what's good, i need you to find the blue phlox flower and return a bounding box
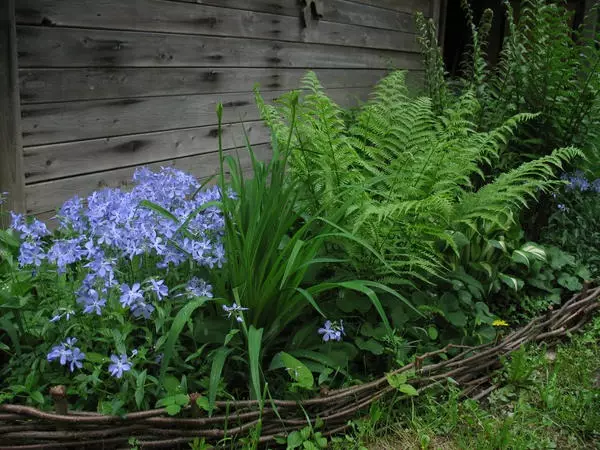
[81,290,106,315]
[69,347,86,372]
[50,308,75,322]
[47,337,85,371]
[47,343,71,365]
[318,320,345,342]
[130,299,155,319]
[187,277,213,298]
[222,302,248,323]
[47,237,85,271]
[120,283,144,307]
[558,203,568,212]
[18,241,46,267]
[108,354,132,378]
[147,278,169,300]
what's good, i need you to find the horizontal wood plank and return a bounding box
[348,0,431,14]
[17,26,423,69]
[19,68,395,103]
[15,0,418,52]
[319,1,417,32]
[168,0,432,25]
[24,120,270,183]
[21,87,371,146]
[26,144,271,214]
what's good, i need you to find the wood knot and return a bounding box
[302,0,324,28]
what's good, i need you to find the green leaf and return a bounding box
[280,239,304,289]
[85,352,106,364]
[355,337,385,355]
[30,391,44,405]
[399,384,418,396]
[427,326,438,340]
[287,431,304,449]
[208,347,232,416]
[196,395,210,411]
[223,329,239,347]
[557,274,582,291]
[272,352,314,390]
[163,375,181,395]
[174,394,189,406]
[135,370,147,409]
[165,404,181,416]
[160,297,210,381]
[248,326,264,405]
[498,273,523,291]
[446,310,467,327]
[386,372,408,388]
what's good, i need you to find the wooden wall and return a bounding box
[8,0,437,217]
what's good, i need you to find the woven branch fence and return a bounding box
[1,284,599,449]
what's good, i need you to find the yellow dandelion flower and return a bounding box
[492,319,509,327]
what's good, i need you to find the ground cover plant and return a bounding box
[333,316,600,450]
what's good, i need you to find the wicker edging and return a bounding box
[1,284,599,449]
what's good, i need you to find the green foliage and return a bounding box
[258,71,579,290]
[543,178,600,276]
[420,1,600,171]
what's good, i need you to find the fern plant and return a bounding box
[257,71,581,289]
[417,0,600,172]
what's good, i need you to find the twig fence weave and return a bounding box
[1,284,599,449]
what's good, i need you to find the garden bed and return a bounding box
[1,284,598,449]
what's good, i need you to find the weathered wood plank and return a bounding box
[174,0,423,31]
[21,87,371,146]
[24,120,270,183]
[348,0,431,14]
[0,0,25,220]
[17,26,423,69]
[15,0,419,52]
[26,144,271,214]
[19,68,393,103]
[319,1,417,31]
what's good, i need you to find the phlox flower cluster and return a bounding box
[318,320,345,342]
[562,171,600,194]
[11,167,224,378]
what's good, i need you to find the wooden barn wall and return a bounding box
[13,0,436,216]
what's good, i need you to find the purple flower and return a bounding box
[120,283,143,308]
[47,237,85,271]
[222,303,248,323]
[318,320,345,342]
[18,241,46,267]
[130,299,155,319]
[108,354,132,378]
[558,203,568,212]
[69,348,86,372]
[49,309,75,323]
[47,343,71,366]
[147,278,169,300]
[81,290,106,315]
[47,338,85,372]
[0,191,8,205]
[186,277,213,298]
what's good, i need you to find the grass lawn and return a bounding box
[333,316,600,450]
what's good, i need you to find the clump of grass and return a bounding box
[335,316,600,450]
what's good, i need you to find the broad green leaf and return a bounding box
[355,337,385,355]
[386,372,408,388]
[427,326,438,340]
[498,273,523,291]
[160,297,210,381]
[287,431,304,449]
[208,347,232,416]
[272,352,314,390]
[165,404,181,416]
[248,326,264,405]
[445,310,467,327]
[399,384,418,396]
[135,370,147,408]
